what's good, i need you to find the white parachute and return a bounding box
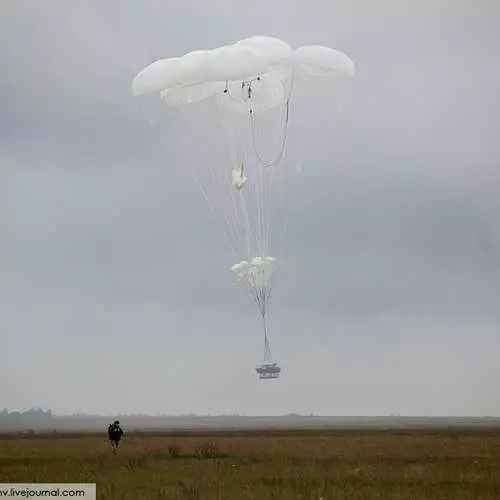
[132,36,355,378]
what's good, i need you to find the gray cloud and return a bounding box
[1,0,500,416]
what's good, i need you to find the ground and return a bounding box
[1,427,499,499]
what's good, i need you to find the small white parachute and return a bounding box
[230,255,276,289]
[231,164,248,191]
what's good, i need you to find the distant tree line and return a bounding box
[0,408,53,428]
[0,409,327,432]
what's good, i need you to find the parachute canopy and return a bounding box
[132,35,356,116]
[231,256,277,289]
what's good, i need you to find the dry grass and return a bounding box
[1,428,500,499]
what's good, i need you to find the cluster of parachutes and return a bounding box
[132,35,355,377]
[132,36,355,112]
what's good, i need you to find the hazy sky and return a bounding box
[1,0,500,416]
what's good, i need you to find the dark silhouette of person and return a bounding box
[107,420,124,454]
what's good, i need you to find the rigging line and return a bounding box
[191,173,237,259]
[239,190,254,257]
[178,107,241,258]
[263,316,273,363]
[249,71,296,168]
[210,100,244,250]
[256,164,264,257]
[264,164,275,255]
[206,155,242,253]
[260,163,267,256]
[214,99,252,257]
[249,99,290,168]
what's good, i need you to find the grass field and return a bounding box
[1,428,500,499]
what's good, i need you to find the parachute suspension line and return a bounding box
[261,164,269,255]
[206,157,244,253]
[245,273,273,318]
[246,152,260,256]
[215,73,295,256]
[247,284,263,315]
[249,70,296,168]
[203,106,248,257]
[207,100,241,246]
[242,267,275,364]
[228,183,247,256]
[262,312,273,363]
[180,112,242,256]
[160,113,238,256]
[248,101,289,168]
[230,165,250,257]
[230,110,253,254]
[265,163,275,254]
[191,172,237,259]
[262,158,276,256]
[262,159,270,255]
[255,162,264,256]
[238,190,253,256]
[261,163,267,255]
[252,143,276,261]
[253,118,269,257]
[210,97,252,257]
[267,73,298,255]
[224,100,262,258]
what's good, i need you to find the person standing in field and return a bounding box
[107,420,124,454]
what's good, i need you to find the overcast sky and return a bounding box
[1,0,500,416]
